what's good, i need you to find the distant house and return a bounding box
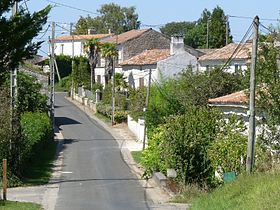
[95,28,171,85]
[120,36,201,88]
[198,43,252,73]
[209,90,249,122]
[54,33,113,57]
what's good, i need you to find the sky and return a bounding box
[24,0,280,55]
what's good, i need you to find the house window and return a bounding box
[139,77,144,88]
[60,44,64,55]
[97,75,101,83]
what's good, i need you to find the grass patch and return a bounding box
[21,140,57,186]
[95,112,111,123]
[0,200,42,210]
[131,151,142,164]
[190,172,280,210]
[171,184,206,203]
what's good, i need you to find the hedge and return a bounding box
[20,112,53,167]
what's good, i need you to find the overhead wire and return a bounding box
[219,22,254,71]
[44,0,100,16]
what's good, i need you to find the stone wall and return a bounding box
[122,29,170,61]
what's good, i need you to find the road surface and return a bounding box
[54,93,150,210]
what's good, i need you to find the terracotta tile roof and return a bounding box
[208,90,248,105]
[120,49,170,66]
[196,48,217,55]
[199,43,252,61]
[101,29,151,44]
[55,34,113,41]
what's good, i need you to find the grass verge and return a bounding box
[95,112,111,124]
[190,172,280,210]
[131,151,142,164]
[0,200,42,210]
[171,184,206,203]
[21,140,57,186]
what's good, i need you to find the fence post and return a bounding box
[3,159,7,200]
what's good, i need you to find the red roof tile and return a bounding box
[120,49,170,66]
[208,90,248,105]
[199,43,252,61]
[101,29,150,44]
[55,34,113,41]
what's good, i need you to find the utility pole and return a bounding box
[226,15,229,45]
[246,16,259,173]
[50,22,55,128]
[142,69,152,150]
[111,58,115,126]
[11,2,18,109]
[70,23,75,99]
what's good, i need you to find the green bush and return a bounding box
[142,106,221,186]
[208,115,247,177]
[114,110,127,123]
[141,126,166,177]
[96,102,127,123]
[20,112,53,168]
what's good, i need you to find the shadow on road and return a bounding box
[49,177,147,185]
[55,117,82,128]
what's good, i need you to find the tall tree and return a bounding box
[160,21,195,38]
[74,3,140,35]
[84,38,101,89]
[101,42,118,84]
[0,0,51,74]
[185,6,232,48]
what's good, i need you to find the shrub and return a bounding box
[114,110,127,123]
[142,106,221,186]
[20,112,53,168]
[96,102,127,123]
[141,126,166,177]
[208,115,247,177]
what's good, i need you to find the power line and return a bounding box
[220,22,254,72]
[229,15,279,22]
[44,0,100,16]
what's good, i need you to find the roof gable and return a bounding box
[199,43,252,62]
[208,90,248,105]
[101,29,151,44]
[55,34,113,42]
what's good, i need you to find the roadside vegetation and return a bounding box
[190,171,280,210]
[0,200,42,210]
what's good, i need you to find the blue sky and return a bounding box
[25,0,280,55]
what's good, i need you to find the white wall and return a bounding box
[199,60,248,73]
[127,115,145,142]
[157,52,197,80]
[54,40,85,57]
[122,65,157,89]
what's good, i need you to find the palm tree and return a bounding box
[84,38,101,90]
[101,42,118,84]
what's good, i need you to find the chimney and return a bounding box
[170,36,185,55]
[87,28,96,35]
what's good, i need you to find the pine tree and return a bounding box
[0,0,51,73]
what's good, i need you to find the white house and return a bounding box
[198,43,252,73]
[54,33,113,57]
[120,36,200,88]
[94,28,171,85]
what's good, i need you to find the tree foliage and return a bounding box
[84,38,101,86]
[160,21,195,38]
[185,6,232,48]
[0,1,51,73]
[74,3,140,35]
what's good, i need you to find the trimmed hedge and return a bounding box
[20,112,53,166]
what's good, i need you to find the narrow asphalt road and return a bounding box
[54,93,150,210]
